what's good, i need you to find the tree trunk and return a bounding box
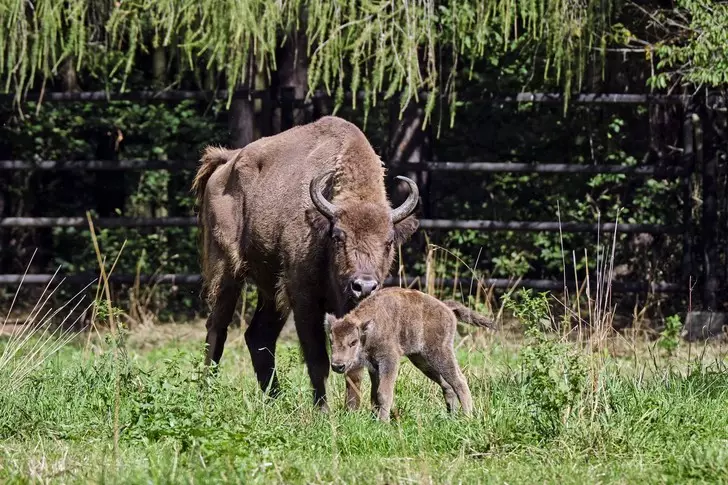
[0,116,10,274]
[152,47,166,89]
[94,127,125,217]
[228,45,256,148]
[60,57,80,92]
[387,99,431,218]
[273,20,309,133]
[229,94,255,149]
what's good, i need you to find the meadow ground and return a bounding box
[2,316,728,485]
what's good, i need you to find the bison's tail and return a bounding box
[443,300,495,329]
[192,146,235,303]
[191,146,233,206]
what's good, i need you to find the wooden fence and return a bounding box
[0,89,721,308]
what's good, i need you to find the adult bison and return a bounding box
[192,116,419,410]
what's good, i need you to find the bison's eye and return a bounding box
[348,339,358,348]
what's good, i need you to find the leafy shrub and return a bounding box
[658,314,683,358]
[504,289,587,439]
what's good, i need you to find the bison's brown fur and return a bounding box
[192,116,419,410]
[325,288,494,421]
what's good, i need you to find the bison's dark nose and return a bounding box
[331,362,346,373]
[351,276,379,299]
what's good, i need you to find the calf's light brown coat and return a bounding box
[325,287,494,421]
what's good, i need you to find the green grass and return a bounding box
[2,321,728,484]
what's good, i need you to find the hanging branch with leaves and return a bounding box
[0,0,620,124]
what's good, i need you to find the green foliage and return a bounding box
[503,288,553,334]
[0,0,621,123]
[94,299,124,324]
[659,314,683,357]
[652,1,728,88]
[492,251,532,279]
[1,98,225,315]
[3,330,728,482]
[504,289,587,438]
[428,102,681,289]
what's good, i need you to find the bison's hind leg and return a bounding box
[204,274,243,369]
[202,236,245,370]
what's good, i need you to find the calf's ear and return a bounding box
[324,314,336,335]
[393,215,419,247]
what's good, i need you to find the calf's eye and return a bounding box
[348,340,357,347]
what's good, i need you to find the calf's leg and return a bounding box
[245,298,288,397]
[368,369,380,410]
[436,349,473,416]
[372,357,400,422]
[344,368,363,410]
[204,280,243,368]
[408,354,458,413]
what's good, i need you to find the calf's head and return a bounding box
[308,172,419,307]
[325,314,372,373]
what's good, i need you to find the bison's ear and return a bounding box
[393,215,419,246]
[306,207,332,235]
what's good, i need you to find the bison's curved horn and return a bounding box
[390,176,419,223]
[310,171,337,220]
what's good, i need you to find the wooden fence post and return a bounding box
[695,112,719,311]
[681,105,695,294]
[280,87,296,132]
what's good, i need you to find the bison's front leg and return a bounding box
[245,298,289,398]
[293,302,330,411]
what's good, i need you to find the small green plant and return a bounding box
[504,289,587,439]
[94,299,125,325]
[503,288,553,335]
[658,314,682,358]
[492,251,532,278]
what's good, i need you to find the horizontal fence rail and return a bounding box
[405,162,685,176]
[0,216,678,234]
[0,159,686,177]
[418,220,678,234]
[0,160,200,170]
[0,89,711,105]
[0,217,197,228]
[0,273,682,293]
[0,88,705,302]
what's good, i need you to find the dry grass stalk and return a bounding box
[1,251,94,394]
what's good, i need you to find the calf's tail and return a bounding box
[443,300,495,329]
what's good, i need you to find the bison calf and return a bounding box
[324,288,494,422]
